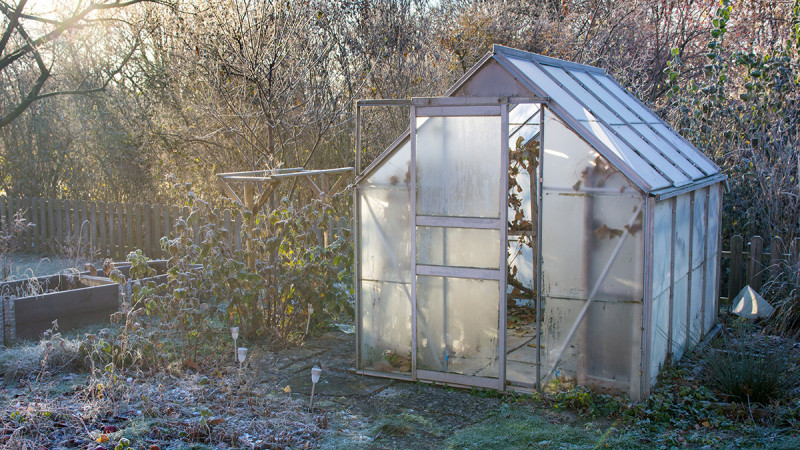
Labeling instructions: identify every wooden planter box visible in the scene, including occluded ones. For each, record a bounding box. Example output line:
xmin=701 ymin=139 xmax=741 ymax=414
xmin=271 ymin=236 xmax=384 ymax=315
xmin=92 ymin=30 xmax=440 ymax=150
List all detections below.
xmin=1 ymin=274 xmax=119 ymax=344
xmin=92 ymin=260 xmax=176 ymax=302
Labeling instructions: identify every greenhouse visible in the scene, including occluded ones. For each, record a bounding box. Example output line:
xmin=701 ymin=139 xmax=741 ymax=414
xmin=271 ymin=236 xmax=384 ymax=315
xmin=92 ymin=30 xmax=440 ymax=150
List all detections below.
xmin=353 ymin=45 xmax=726 ymax=400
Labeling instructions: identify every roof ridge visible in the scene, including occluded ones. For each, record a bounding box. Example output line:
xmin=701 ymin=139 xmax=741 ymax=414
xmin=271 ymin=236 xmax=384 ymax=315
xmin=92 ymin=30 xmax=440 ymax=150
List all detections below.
xmin=492 ymin=45 xmax=606 ymax=75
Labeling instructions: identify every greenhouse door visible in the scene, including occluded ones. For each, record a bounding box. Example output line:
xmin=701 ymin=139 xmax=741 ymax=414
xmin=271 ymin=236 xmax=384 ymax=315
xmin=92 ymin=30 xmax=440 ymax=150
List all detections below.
xmin=411 ymin=98 xmax=508 ymax=390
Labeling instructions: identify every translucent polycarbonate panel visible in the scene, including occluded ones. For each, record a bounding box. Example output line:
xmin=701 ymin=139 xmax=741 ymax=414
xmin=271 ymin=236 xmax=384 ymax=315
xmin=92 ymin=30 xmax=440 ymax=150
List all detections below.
xmin=359 ymin=280 xmax=412 ymax=373
xmin=416 ymin=227 xmax=501 ymax=269
xmin=690 ymin=189 xmax=708 ymax=344
xmin=651 ymin=124 xmax=718 ymax=175
xmin=689 ymin=267 xmax=705 ymax=346
xmin=541 ymin=192 xmax=644 ymax=302
xmin=650 ymin=200 xmax=673 ymax=382
xmin=509 ymin=102 xmax=540 ymax=126
xmin=364 ymin=139 xmax=411 ymax=188
xmin=585 ymin=121 xmax=671 ymax=190
xmin=692 ymin=189 xmax=708 ymax=268
xmin=632 ymin=124 xmax=704 ymax=179
xmin=542 ymin=66 xmax=620 ymax=124
xmin=672 ymin=194 xmax=692 ymax=359
xmin=611 ymin=125 xmax=691 ymax=185
xmin=595 ymin=76 xmax=662 ymax=124
xmin=543 ymin=111 xmax=639 ymax=192
xmin=653 ymin=200 xmax=673 ymax=297
xmin=650 ymin=289 xmax=671 ymax=382
xmin=416 ymin=276 xmax=500 ymax=377
xmin=541 ymin=297 xmax=639 ymax=389
xmin=704 ymin=184 xmax=722 ymax=331
xmin=416 ymin=115 xmax=502 ymax=218
xmin=359 ymin=188 xmax=411 ymax=284
xmin=508 ymin=235 xmax=534 ymax=295
xmin=506 ymin=56 xmax=595 ymax=122
xmin=572 ymin=71 xmax=640 ymax=123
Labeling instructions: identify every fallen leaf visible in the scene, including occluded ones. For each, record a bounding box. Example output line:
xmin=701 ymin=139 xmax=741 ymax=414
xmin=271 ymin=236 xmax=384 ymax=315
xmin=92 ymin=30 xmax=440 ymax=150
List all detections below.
xmin=96 ymin=434 xmax=109 ymax=443
xmin=284 ymin=385 xmax=292 ymax=393
xmin=701 ymin=420 xmax=711 ymax=428
xmin=182 ymin=359 xmax=201 ymax=372
xmin=208 ymin=418 xmax=225 ymax=426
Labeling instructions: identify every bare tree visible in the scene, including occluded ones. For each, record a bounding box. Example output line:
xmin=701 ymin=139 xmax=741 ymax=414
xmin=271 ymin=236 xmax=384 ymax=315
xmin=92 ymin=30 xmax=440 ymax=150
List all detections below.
xmin=0 ymin=0 xmax=169 ymax=128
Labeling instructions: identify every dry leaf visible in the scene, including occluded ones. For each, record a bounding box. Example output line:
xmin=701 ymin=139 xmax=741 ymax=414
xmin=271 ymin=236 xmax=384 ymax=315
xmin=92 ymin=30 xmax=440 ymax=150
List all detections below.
xmin=283 ymin=385 xmax=292 ymax=393
xmin=182 ymin=359 xmax=201 ymax=372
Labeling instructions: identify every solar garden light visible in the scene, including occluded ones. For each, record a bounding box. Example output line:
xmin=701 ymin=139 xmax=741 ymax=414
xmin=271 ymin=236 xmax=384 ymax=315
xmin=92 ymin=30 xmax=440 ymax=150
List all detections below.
xmin=237 ymin=347 xmax=248 ymax=366
xmin=310 ymin=365 xmax=322 ymax=409
xmin=304 ymin=303 xmax=314 ymax=338
xmin=231 ymin=327 xmax=239 ymax=363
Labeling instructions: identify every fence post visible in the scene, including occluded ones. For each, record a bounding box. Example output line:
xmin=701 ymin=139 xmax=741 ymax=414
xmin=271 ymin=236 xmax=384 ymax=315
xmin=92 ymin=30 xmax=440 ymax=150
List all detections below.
xmin=89 ymin=201 xmax=98 ymax=256
xmin=747 ymin=236 xmax=763 ymax=292
xmin=769 ymin=237 xmax=784 ymax=279
xmin=80 ymin=201 xmax=89 ymax=258
xmin=125 ymin=202 xmax=134 ymax=257
xmin=144 ymin=204 xmax=152 ymax=258
xmin=38 ymin=198 xmax=47 ymax=253
xmin=728 ymin=235 xmax=744 ymax=298
xmin=107 ymin=202 xmax=115 ymax=259
xmin=55 ymin=198 xmax=64 ymax=249
xmin=21 ymin=197 xmax=30 ymax=251
xmin=64 ymin=199 xmax=72 ymax=243
xmin=234 ymin=211 xmax=242 ymax=252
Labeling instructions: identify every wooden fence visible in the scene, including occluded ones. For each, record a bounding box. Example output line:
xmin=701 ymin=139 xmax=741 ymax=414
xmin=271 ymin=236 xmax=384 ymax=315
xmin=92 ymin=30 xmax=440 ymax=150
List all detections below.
xmin=0 ymin=196 xmax=347 ymax=261
xmin=722 ymin=235 xmax=800 ymax=300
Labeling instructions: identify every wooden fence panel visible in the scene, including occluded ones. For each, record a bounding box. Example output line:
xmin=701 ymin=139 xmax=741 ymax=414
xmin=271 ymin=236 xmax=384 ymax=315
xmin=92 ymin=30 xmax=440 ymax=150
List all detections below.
xmin=728 ymin=235 xmax=744 ymax=298
xmin=89 ymin=202 xmax=97 ymax=254
xmin=769 ymin=237 xmax=784 ymax=278
xmin=3 ymin=195 xmax=353 ymax=269
xmin=108 ymin=202 xmax=116 ymax=259
xmin=747 ymin=236 xmax=763 ymax=292
xmin=39 ymin=197 xmax=47 ymax=252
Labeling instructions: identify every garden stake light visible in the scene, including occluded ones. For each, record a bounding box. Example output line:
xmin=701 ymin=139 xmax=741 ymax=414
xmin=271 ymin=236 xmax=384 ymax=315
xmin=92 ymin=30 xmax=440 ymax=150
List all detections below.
xmin=231 ymin=327 xmax=239 ymax=363
xmin=304 ymin=303 xmax=314 ymax=339
xmin=310 ymin=365 xmax=322 ymax=409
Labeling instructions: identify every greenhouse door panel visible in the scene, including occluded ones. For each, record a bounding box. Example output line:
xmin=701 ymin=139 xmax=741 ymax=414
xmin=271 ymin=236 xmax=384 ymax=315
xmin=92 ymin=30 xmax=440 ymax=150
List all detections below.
xmin=411 ymin=100 xmax=508 ymax=390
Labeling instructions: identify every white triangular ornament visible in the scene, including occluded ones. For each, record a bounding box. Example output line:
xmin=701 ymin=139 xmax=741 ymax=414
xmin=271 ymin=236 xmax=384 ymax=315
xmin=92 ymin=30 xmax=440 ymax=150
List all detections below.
xmin=731 ymin=285 xmax=774 ymax=319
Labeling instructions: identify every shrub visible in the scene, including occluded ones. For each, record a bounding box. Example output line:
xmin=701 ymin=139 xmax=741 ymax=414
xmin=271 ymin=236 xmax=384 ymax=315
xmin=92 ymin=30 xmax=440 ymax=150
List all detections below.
xmin=703 ymin=325 xmax=800 ymax=404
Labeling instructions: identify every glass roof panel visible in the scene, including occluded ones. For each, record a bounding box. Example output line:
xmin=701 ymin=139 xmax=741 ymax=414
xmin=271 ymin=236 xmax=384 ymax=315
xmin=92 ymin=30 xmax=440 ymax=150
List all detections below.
xmin=572 ymin=71 xmax=640 ymax=123
xmin=505 ymin=56 xmax=596 ymax=122
xmin=633 ymin=124 xmax=705 ymax=179
xmin=509 ymin=102 xmax=540 ymax=125
xmin=542 ymin=65 xmax=621 ymax=124
xmin=612 ymin=125 xmax=690 ymax=185
xmin=650 ymin=124 xmax=718 ymax=175
xmin=594 ymin=76 xmax=661 ymax=123
xmin=581 ymin=120 xmax=671 ymax=189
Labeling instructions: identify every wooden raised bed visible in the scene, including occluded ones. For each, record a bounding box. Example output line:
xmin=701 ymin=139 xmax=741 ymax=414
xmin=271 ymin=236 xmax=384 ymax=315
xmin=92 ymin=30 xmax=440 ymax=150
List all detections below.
xmin=1 ymin=274 xmax=119 ymax=343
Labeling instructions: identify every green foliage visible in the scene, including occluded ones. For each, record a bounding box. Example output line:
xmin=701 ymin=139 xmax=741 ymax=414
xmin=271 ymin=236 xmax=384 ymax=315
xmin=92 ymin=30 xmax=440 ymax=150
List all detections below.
xmin=155 ymin=190 xmax=353 ymax=347
xmin=665 ymin=0 xmax=800 ymax=242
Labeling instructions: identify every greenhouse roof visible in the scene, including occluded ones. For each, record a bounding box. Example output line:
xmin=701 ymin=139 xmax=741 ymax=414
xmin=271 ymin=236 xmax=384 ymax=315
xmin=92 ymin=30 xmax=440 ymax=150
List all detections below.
xmin=450 ymin=45 xmax=726 ymax=197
